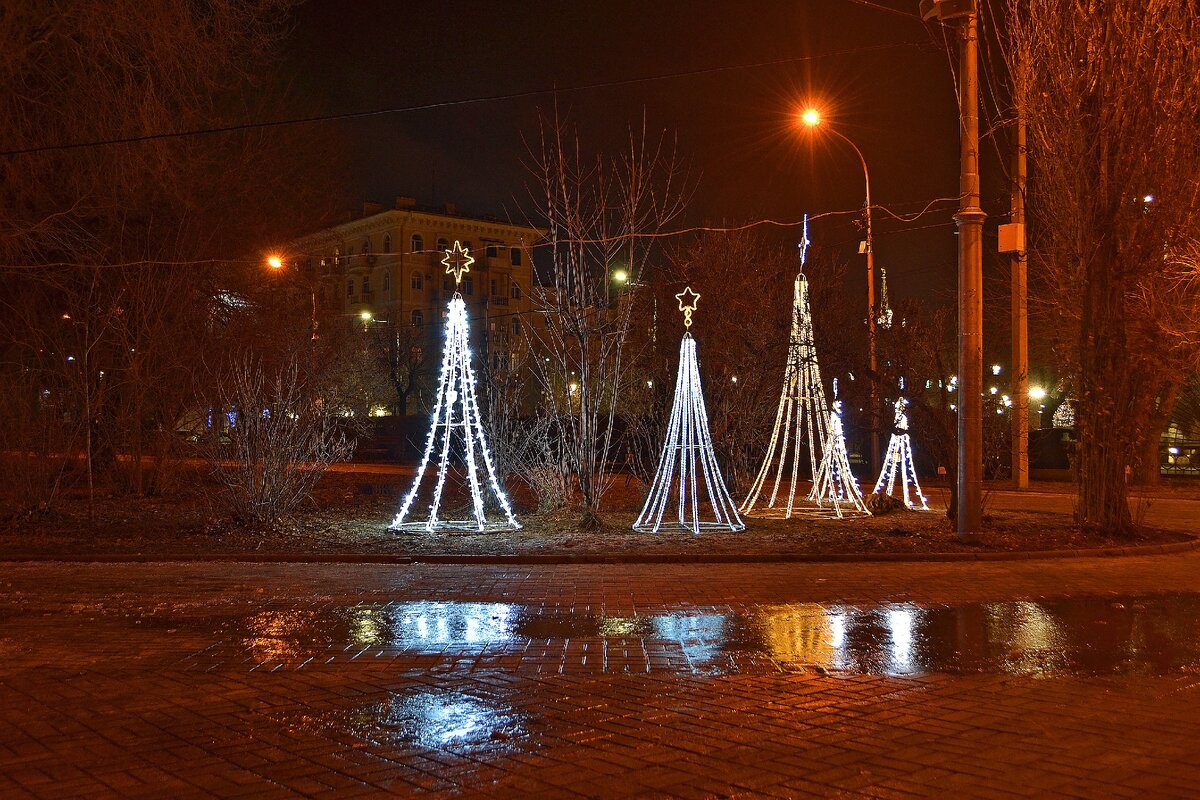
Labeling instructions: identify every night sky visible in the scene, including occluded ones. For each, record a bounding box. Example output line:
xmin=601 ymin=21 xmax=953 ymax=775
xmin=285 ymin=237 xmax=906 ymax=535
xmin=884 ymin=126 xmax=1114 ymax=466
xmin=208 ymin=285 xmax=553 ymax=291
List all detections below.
xmin=284 ymin=0 xmax=1013 ymax=314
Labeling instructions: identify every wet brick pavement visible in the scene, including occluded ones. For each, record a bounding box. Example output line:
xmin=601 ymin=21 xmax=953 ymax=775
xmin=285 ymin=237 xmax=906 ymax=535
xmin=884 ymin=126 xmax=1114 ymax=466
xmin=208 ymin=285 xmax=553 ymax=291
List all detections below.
xmin=4 ymin=555 xmax=1200 ymax=797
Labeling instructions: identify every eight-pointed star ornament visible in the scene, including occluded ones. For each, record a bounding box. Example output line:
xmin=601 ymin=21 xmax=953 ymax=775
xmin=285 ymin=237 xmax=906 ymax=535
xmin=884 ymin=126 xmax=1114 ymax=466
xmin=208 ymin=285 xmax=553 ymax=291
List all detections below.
xmin=442 ymin=240 xmax=475 ymax=285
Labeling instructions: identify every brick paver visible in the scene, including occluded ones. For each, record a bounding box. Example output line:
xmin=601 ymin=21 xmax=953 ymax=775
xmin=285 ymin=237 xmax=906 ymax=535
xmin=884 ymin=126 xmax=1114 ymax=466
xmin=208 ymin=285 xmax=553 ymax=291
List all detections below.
xmin=3 ymin=555 xmax=1200 ymax=797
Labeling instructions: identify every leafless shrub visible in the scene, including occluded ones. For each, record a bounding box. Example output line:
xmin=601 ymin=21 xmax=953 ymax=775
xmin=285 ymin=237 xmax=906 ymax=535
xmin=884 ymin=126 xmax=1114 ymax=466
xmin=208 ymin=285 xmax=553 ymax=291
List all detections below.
xmin=207 ymin=353 xmax=354 ymax=526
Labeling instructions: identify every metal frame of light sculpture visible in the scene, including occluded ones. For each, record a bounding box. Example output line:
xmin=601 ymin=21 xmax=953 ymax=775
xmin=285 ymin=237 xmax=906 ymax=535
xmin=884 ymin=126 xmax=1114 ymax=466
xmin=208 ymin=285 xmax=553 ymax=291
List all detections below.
xmin=633 ymin=286 xmax=745 ymax=534
xmin=390 ymin=241 xmax=520 ymax=533
xmin=808 ymin=379 xmax=870 ymax=518
xmin=741 ymin=215 xmax=831 ymax=518
xmin=873 ymin=391 xmax=929 ymax=510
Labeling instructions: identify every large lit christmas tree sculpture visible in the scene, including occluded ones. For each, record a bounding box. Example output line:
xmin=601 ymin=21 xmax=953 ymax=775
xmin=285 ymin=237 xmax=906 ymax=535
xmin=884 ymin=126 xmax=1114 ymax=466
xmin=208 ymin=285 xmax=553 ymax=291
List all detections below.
xmin=808 ymin=379 xmax=870 ymax=518
xmin=741 ymin=216 xmax=831 ymax=518
xmin=873 ymin=385 xmax=929 ymax=510
xmin=390 ymin=241 xmax=520 ymax=533
xmin=633 ymin=286 xmax=745 ymax=534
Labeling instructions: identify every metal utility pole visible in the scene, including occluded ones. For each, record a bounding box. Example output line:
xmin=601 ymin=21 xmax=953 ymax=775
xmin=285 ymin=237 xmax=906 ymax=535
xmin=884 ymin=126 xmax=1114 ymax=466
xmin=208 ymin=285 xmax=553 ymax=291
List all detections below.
xmin=921 ymin=0 xmax=986 ymax=537
xmin=1009 ymin=103 xmax=1029 ymax=489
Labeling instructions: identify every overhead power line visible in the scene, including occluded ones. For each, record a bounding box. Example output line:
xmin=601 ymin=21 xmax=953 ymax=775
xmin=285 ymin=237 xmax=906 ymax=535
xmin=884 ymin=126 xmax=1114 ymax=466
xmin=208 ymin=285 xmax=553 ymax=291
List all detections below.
xmin=1 ymin=40 xmax=929 ymax=158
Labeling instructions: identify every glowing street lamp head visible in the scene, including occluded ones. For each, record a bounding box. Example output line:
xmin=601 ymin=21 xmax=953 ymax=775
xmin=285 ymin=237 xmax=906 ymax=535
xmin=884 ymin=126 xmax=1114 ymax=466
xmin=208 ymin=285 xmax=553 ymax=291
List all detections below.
xmin=1029 ymin=386 xmax=1047 ymax=400
xmin=612 ymin=269 xmax=629 ymax=284
xmin=801 ymin=108 xmax=821 ymax=127
xmin=359 ymin=310 xmax=373 ymax=321
xmin=266 ymin=255 xmax=283 ymax=270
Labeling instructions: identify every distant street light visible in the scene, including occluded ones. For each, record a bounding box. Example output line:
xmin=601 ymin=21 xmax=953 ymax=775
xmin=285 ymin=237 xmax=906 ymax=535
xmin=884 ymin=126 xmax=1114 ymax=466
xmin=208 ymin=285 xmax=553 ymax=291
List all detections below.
xmin=267 ymin=255 xmax=283 ymax=270
xmin=1029 ymin=386 xmax=1047 ymax=400
xmin=798 ymin=106 xmax=879 ymax=474
xmin=360 ymin=310 xmax=373 ymax=321
xmin=612 ymin=269 xmax=629 ymax=284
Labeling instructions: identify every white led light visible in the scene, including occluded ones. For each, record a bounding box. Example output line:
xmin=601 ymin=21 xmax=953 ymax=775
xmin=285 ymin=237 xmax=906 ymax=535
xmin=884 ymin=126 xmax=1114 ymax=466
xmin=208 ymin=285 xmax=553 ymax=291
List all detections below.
xmin=873 ymin=396 xmax=930 ymax=511
xmin=741 ymin=215 xmax=832 ymax=519
xmin=633 ymin=287 xmax=744 ymax=534
xmin=390 ymin=242 xmax=520 ymax=533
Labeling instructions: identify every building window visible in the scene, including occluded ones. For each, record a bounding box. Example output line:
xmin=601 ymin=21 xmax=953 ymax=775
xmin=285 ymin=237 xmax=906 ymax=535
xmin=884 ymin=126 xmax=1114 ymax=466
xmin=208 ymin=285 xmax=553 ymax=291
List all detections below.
xmin=346 ymin=280 xmax=353 ymax=297
xmin=511 ymin=247 xmax=522 ymax=266
xmin=511 ymin=318 xmax=521 ymax=336
xmin=348 ymin=245 xmax=356 ymax=257
xmin=490 ymin=279 xmax=498 ymax=297
xmin=383 ymin=271 xmax=390 ymax=292
xmin=486 ymin=244 xmax=498 ymax=258
xmin=411 ymin=271 xmax=424 ymax=290
xmin=334 ymin=247 xmax=342 ymax=267
xmin=511 ymin=280 xmax=521 ymax=300
xmin=411 ymin=233 xmax=423 ymax=253
xmin=362 ymin=276 xmax=370 ymax=294
xmin=411 ymin=345 xmax=423 ymax=363
xmin=464 ymin=276 xmax=473 ymax=295
xmin=461 ymin=240 xmax=472 ymax=252
xmin=362 ymin=238 xmax=371 ymax=256
xmin=411 ymin=309 xmax=424 ymax=328
xmin=436 ymin=237 xmax=449 ymax=252
xmin=443 ymin=275 xmax=451 ymax=292
xmin=382 ymin=234 xmax=391 ymax=254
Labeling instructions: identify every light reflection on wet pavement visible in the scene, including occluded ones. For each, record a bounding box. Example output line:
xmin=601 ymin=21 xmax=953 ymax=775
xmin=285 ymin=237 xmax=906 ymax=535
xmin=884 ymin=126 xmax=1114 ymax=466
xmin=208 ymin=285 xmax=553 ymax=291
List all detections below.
xmin=9 ymin=561 xmax=1200 ymax=797
xmin=210 ymin=594 xmax=1200 ymax=678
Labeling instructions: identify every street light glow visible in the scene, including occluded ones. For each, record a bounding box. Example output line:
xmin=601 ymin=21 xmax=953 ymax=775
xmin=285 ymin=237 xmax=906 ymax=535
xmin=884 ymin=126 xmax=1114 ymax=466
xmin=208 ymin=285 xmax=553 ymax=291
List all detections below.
xmin=1029 ymin=386 xmax=1047 ymax=400
xmin=360 ymin=310 xmax=372 ymax=321
xmin=267 ymin=255 xmax=283 ymax=269
xmin=801 ymin=108 xmax=821 ymax=127
xmin=612 ymin=269 xmax=629 ymax=284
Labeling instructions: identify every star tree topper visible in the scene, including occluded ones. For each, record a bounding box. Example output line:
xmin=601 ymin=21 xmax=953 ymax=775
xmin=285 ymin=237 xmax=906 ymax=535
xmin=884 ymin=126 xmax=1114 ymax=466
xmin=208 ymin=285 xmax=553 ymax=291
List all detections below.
xmin=676 ymin=286 xmax=700 ymax=328
xmin=442 ymin=240 xmax=475 ymax=285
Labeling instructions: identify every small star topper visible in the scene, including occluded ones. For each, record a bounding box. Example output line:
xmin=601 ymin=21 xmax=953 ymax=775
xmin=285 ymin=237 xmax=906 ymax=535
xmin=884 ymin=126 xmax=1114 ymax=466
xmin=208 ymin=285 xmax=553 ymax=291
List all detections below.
xmin=442 ymin=240 xmax=475 ymax=285
xmin=675 ymin=286 xmax=700 ymax=328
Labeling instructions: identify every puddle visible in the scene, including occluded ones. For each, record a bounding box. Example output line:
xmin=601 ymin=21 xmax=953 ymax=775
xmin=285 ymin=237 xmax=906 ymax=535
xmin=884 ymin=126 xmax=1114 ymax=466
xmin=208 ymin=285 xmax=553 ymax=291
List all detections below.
xmin=232 ymin=594 xmax=1200 ymax=677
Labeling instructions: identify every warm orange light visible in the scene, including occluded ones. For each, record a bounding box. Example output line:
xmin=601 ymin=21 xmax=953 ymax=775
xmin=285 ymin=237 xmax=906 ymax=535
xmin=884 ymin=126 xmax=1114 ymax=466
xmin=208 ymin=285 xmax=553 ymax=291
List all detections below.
xmin=266 ymin=255 xmax=283 ymax=270
xmin=801 ymin=108 xmax=821 ymax=127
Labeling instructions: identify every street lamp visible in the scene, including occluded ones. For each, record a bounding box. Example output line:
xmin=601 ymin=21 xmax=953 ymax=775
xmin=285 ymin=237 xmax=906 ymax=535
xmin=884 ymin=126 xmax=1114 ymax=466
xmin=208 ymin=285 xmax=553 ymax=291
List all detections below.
xmin=799 ymin=107 xmax=879 ymax=474
xmin=266 ymin=255 xmax=283 ymax=270
xmin=264 ymin=252 xmax=318 ymax=341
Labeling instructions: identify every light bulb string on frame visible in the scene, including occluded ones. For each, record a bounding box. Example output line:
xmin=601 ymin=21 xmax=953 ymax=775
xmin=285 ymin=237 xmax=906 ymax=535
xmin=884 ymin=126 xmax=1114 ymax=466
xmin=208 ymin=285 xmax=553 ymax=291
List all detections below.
xmin=390 ymin=241 xmax=520 ymax=533
xmin=634 ymin=289 xmax=744 ymax=535
xmin=872 ymin=395 xmax=929 ymax=510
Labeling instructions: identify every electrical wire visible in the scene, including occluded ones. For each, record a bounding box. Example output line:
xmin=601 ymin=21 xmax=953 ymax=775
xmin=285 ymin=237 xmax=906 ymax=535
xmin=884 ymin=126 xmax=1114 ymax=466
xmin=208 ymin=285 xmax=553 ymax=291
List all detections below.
xmin=0 ymin=40 xmax=928 ymax=159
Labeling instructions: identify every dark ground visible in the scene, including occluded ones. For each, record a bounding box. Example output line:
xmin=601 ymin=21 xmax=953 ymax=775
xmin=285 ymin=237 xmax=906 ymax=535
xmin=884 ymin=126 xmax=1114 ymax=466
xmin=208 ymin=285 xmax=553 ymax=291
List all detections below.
xmin=1 ymin=470 xmax=1192 ymax=558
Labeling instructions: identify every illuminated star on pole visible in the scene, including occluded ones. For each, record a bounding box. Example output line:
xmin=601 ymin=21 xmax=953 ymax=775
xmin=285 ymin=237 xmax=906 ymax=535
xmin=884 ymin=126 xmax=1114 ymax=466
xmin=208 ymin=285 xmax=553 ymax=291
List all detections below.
xmin=442 ymin=240 xmax=475 ymax=285
xmin=675 ymin=286 xmax=701 ymax=328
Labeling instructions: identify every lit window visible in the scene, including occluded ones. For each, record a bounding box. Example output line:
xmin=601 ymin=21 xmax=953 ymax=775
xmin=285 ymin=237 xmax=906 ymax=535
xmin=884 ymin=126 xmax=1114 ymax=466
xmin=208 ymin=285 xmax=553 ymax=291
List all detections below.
xmin=411 ymin=272 xmax=424 ymax=290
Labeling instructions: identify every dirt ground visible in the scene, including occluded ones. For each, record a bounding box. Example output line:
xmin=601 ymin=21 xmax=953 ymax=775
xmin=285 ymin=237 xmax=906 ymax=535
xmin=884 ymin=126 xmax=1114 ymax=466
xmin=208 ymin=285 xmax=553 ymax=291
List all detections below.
xmin=0 ymin=469 xmax=1190 ymax=558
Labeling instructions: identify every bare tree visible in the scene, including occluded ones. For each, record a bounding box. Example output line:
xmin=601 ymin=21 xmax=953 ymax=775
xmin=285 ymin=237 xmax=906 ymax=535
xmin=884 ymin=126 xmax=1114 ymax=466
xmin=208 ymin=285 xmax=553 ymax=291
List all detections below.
xmin=524 ymin=109 xmax=689 ymax=523
xmin=207 ymin=352 xmax=354 ymax=526
xmin=1003 ymin=1 xmax=1200 ymax=532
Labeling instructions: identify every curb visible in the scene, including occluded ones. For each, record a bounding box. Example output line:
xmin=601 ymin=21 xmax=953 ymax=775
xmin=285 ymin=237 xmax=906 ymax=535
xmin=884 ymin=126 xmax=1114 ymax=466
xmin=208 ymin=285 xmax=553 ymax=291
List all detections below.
xmin=1 ymin=535 xmax=1197 ymax=566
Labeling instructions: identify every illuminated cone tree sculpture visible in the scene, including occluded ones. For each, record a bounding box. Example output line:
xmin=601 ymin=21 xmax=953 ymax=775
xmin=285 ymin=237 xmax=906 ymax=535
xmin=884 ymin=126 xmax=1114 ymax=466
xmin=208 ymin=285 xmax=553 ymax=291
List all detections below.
xmin=390 ymin=241 xmax=520 ymax=533
xmin=741 ymin=216 xmax=830 ymax=518
xmin=873 ymin=392 xmax=929 ymax=510
xmin=808 ymin=380 xmax=870 ymax=518
xmin=633 ymin=287 xmax=745 ymax=534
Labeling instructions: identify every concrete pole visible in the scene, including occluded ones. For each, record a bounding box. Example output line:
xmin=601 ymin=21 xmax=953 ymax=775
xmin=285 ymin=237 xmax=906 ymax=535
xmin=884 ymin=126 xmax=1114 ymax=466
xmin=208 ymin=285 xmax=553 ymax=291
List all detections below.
xmin=1011 ymin=101 xmax=1029 ymax=489
xmin=955 ymin=10 xmax=986 ymax=537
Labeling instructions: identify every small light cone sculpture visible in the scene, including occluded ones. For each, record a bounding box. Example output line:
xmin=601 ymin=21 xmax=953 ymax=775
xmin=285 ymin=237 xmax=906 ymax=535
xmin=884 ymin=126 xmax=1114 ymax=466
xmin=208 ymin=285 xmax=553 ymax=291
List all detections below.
xmin=633 ymin=286 xmax=745 ymax=534
xmin=808 ymin=379 xmax=870 ymax=518
xmin=873 ymin=390 xmax=929 ymax=510
xmin=390 ymin=241 xmax=520 ymax=533
xmin=742 ymin=215 xmax=830 ymax=518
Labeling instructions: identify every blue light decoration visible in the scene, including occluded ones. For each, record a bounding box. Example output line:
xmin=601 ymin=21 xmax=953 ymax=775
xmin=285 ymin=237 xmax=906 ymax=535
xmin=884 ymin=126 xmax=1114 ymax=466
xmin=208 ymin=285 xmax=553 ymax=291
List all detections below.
xmin=633 ymin=286 xmax=745 ymax=534
xmin=390 ymin=241 xmax=520 ymax=533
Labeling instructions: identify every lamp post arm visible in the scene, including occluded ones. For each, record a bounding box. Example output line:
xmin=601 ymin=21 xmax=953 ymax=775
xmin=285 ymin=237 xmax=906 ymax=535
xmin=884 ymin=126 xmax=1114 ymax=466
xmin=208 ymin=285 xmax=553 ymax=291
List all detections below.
xmin=825 ymin=127 xmax=873 ymax=253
